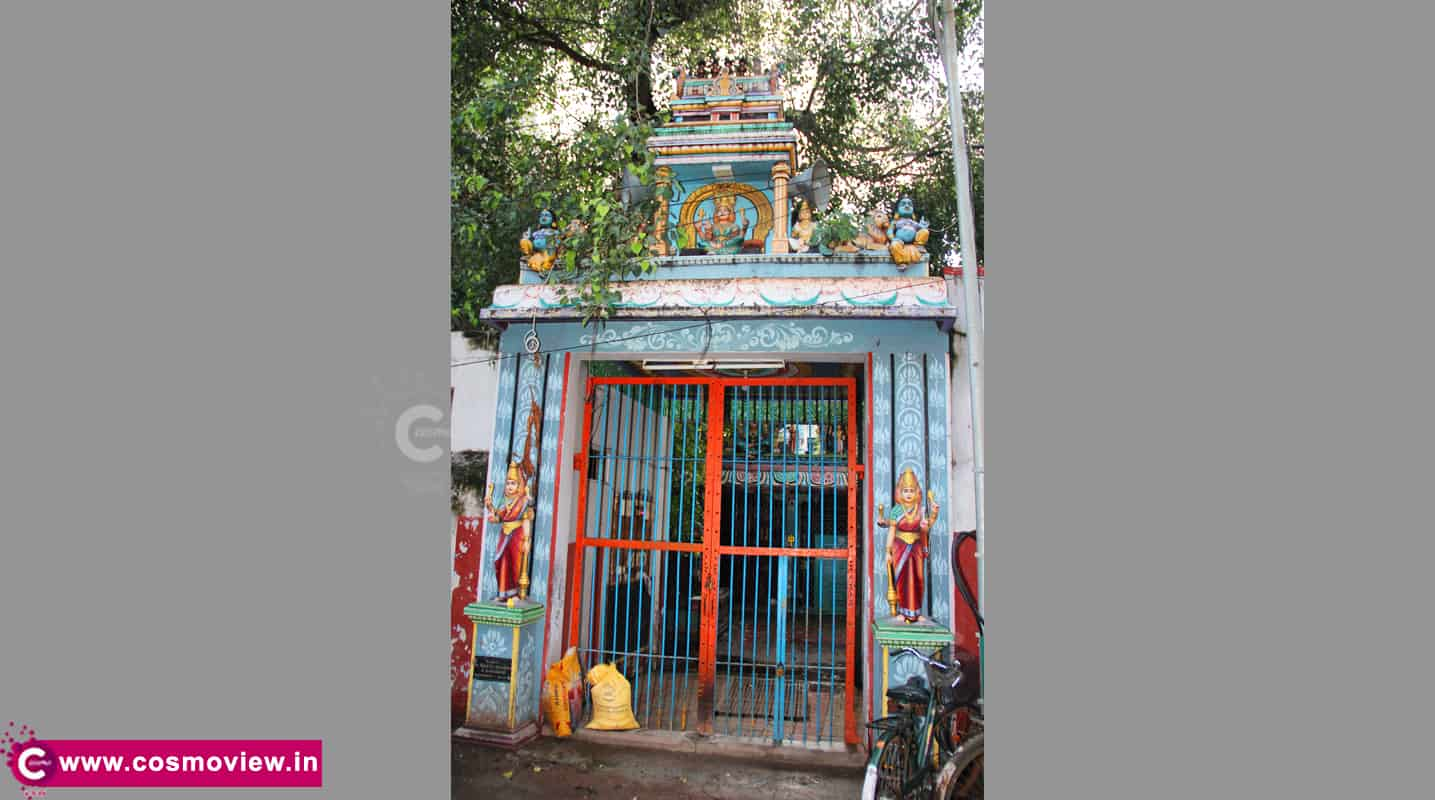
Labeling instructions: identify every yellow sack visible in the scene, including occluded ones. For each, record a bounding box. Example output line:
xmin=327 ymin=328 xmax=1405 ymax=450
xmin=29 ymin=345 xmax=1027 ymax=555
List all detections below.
xmin=542 ymin=661 xmax=573 ymax=737
xmin=584 ymin=663 xmax=640 ymax=731
xmin=558 ymin=647 xmax=584 ymax=727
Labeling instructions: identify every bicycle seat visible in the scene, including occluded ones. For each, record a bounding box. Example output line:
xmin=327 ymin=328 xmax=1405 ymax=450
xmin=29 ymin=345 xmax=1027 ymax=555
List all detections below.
xmin=886 ymin=676 xmax=930 ymax=706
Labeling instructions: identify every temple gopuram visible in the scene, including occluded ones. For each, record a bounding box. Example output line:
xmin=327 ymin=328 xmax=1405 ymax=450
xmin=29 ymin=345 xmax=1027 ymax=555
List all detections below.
xmin=457 ymin=63 xmax=979 ymax=758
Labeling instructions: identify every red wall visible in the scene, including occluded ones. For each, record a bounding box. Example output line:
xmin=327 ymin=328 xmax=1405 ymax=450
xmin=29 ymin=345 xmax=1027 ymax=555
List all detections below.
xmin=450 ymin=515 xmax=484 ymax=724
xmin=951 ymin=533 xmax=981 ymax=656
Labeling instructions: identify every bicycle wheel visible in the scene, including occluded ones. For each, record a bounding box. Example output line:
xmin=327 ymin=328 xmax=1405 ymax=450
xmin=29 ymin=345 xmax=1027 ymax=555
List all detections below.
xmin=933 ymin=732 xmax=984 ymax=800
xmin=861 ymin=725 xmax=918 ymax=800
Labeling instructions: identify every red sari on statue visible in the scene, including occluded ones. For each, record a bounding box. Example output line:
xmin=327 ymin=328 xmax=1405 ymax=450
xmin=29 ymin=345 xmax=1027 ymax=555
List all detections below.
xmin=487 ymin=463 xmax=534 ymax=601
xmin=889 ymin=508 xmax=927 ymax=621
xmin=491 ymin=495 xmax=532 ymax=600
xmin=880 ymin=468 xmax=939 ymax=623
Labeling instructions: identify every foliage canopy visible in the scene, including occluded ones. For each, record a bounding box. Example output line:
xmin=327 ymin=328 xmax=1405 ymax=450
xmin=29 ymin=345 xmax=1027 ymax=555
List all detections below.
xmin=452 ymin=0 xmax=983 ymax=332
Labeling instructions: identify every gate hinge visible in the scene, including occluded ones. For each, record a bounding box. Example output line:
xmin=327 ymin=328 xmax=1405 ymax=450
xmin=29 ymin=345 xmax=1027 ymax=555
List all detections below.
xmin=572 ymin=452 xmax=585 ymax=471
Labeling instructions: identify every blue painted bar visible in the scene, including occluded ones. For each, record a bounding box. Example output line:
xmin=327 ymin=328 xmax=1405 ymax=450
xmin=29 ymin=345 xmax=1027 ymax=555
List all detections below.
xmin=644 ymin=382 xmax=664 ymax=721
xmin=595 ymin=384 xmax=624 ymax=663
xmin=655 ymin=384 xmax=673 ymax=728
xmin=665 ymin=384 xmax=690 ymax=728
xmin=819 ymin=388 xmax=832 ymax=742
xmin=639 ymin=383 xmax=658 ymax=713
xmin=801 ymin=384 xmax=813 ymax=744
xmin=615 ymin=384 xmax=639 ymax=689
xmin=736 ymin=385 xmax=755 ymax=736
xmin=766 ymin=387 xmax=784 ymax=741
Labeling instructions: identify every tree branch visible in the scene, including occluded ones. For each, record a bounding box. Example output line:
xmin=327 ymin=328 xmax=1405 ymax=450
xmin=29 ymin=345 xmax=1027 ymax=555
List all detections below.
xmin=480 ymin=1 xmax=626 ymax=75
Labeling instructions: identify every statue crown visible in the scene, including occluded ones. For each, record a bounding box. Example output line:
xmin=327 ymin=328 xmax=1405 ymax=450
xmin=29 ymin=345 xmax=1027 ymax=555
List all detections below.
xmin=896 ymin=467 xmax=922 ymax=494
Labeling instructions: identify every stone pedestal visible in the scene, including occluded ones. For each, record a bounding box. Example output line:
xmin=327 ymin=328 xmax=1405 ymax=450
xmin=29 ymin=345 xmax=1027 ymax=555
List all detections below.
xmin=873 ymin=617 xmax=954 ymax=717
xmin=456 ymin=600 xmax=545 ymax=748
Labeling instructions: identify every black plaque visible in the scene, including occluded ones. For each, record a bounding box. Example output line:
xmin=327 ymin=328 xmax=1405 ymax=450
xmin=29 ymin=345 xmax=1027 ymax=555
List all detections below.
xmin=473 ymin=656 xmax=511 ymax=682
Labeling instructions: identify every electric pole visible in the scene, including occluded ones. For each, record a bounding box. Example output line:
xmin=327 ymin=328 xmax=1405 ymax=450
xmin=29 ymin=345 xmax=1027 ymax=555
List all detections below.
xmin=930 ymin=0 xmax=985 ymax=660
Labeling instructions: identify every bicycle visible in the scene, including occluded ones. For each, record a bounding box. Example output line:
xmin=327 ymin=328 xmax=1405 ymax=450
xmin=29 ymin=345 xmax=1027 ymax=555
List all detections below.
xmin=932 ymin=721 xmax=983 ymax=800
xmin=860 ymin=646 xmax=982 ymax=800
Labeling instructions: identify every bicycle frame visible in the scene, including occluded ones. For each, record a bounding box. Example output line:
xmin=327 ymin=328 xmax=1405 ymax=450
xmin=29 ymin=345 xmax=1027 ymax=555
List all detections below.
xmin=862 ymin=648 xmax=971 ymax=799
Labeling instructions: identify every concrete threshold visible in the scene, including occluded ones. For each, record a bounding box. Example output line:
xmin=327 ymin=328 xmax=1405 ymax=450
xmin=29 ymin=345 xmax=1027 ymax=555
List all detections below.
xmin=564 ymin=728 xmax=867 ymax=771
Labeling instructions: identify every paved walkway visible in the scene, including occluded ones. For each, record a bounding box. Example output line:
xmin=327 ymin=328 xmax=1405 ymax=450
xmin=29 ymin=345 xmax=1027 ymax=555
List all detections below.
xmin=452 ymin=735 xmax=865 ymax=800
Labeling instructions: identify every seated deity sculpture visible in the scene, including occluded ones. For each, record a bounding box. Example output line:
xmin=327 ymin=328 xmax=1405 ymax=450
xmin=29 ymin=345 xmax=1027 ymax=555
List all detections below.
xmin=788 ymin=200 xmax=817 ymax=253
xmin=853 ymin=210 xmax=892 ymax=252
xmin=694 ymin=195 xmax=750 ymax=255
xmin=887 ymin=196 xmax=931 ymax=268
xmin=519 ymin=209 xmax=561 ymax=273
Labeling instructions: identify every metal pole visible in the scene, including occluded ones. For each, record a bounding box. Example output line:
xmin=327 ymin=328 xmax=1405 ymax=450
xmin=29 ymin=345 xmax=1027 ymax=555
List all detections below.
xmin=932 ymin=0 xmax=985 ymax=652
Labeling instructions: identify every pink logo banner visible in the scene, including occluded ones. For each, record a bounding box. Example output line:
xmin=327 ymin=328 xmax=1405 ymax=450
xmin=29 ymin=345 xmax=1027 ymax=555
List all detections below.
xmin=6 ymin=739 xmax=322 ymax=789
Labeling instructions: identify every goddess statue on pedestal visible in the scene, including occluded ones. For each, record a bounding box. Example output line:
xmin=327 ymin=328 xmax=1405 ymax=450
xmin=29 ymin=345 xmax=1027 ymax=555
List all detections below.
xmin=876 ymin=468 xmax=940 ymax=623
xmin=485 ymin=460 xmax=535 ymax=601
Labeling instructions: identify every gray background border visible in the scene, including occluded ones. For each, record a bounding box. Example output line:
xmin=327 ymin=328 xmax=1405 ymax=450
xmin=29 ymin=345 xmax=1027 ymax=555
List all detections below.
xmin=1 ymin=2 xmax=450 ymax=798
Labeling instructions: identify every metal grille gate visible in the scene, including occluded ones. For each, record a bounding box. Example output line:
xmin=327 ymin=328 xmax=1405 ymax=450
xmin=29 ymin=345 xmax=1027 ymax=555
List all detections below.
xmin=567 ymin=376 xmax=861 ymax=746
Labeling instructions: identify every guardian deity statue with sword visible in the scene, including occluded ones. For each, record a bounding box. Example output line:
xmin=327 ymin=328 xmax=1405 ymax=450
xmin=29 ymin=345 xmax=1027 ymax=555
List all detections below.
xmin=485 ymin=390 xmax=542 ymax=602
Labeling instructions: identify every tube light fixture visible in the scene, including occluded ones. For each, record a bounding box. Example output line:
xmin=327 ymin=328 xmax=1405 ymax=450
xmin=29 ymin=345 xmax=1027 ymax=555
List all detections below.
xmin=641 ymin=359 xmax=786 ymax=372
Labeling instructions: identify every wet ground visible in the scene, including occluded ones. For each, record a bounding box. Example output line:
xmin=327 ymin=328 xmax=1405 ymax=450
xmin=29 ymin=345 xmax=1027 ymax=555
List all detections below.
xmin=452 ymin=735 xmax=865 ymax=800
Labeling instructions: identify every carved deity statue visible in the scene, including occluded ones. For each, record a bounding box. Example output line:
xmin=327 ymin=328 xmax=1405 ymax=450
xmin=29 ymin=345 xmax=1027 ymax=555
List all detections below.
xmin=694 ymin=194 xmax=750 ymax=255
xmin=854 ymin=210 xmax=892 ymax=252
xmin=876 ymin=468 xmax=940 ymax=623
xmin=887 ymin=196 xmax=931 ymax=269
xmin=520 ymin=209 xmax=561 ymax=274
xmin=485 ymin=461 xmax=535 ymax=601
xmin=788 ymin=200 xmax=817 ymax=253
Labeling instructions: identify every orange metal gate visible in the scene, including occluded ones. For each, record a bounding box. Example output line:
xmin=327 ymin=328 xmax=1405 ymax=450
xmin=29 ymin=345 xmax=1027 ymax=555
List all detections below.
xmin=566 ymin=376 xmax=861 ymax=745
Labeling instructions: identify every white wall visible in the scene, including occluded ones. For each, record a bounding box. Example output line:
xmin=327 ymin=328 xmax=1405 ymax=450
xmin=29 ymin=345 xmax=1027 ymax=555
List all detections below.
xmin=450 ymin=332 xmax=499 ymax=454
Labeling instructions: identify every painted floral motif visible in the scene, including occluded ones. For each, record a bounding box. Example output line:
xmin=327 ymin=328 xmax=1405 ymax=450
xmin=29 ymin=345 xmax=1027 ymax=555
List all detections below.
xmin=894 ymin=353 xmax=926 ymax=474
xmin=477 ymin=628 xmax=508 ymax=658
xmin=578 ymin=321 xmax=856 ymax=353
xmin=517 ymin=628 xmax=541 ymax=725
xmin=493 ymin=278 xmax=949 ymax=316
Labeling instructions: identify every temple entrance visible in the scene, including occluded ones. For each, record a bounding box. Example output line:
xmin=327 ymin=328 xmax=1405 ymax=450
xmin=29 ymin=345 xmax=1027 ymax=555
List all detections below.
xmin=566 ymin=372 xmax=863 ymax=746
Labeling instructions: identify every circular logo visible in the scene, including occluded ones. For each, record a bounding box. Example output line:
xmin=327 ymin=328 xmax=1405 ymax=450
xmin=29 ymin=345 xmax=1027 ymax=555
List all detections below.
xmin=9 ymin=740 xmax=57 ymax=786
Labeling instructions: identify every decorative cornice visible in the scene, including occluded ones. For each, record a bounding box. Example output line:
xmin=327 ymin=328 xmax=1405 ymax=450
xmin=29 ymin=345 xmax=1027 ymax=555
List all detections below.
xmin=483 ymin=277 xmax=954 ymax=322
xmin=874 ymin=619 xmax=955 ymax=647
xmin=464 ymin=601 xmax=545 ymax=626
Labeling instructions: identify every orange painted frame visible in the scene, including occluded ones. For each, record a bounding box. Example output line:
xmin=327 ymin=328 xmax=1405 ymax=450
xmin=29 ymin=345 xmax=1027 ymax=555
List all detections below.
xmin=565 ymin=374 xmax=863 ymax=745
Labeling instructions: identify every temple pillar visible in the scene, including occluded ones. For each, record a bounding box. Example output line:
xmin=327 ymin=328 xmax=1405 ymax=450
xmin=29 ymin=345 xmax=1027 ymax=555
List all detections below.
xmin=653 ymin=166 xmax=673 ymax=256
xmin=770 ymin=161 xmax=790 ymax=253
